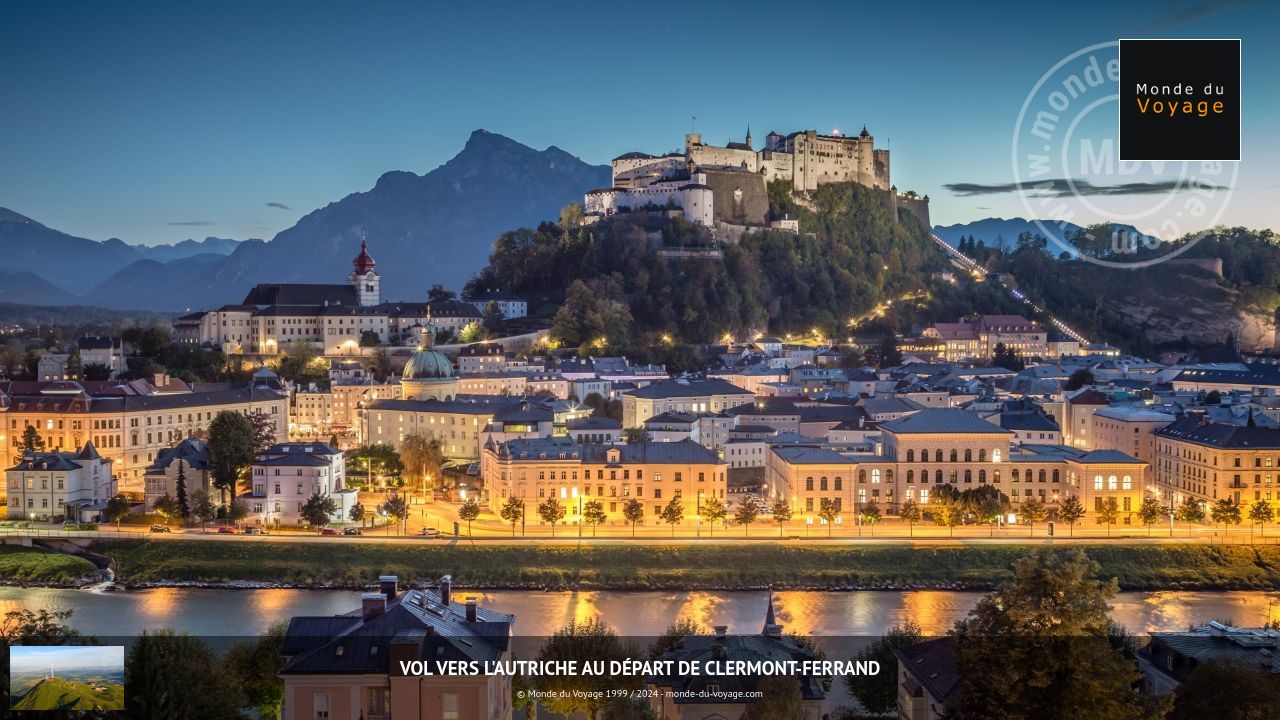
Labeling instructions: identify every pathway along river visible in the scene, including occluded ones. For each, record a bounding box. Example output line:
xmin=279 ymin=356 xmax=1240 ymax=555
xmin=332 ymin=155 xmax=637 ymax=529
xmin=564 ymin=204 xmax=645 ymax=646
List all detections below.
xmin=2 ymin=587 xmax=1279 ymax=639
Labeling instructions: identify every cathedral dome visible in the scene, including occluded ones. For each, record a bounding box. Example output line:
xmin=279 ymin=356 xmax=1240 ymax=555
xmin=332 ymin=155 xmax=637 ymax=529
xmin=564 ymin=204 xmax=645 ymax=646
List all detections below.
xmin=403 ymin=347 xmax=454 ymax=380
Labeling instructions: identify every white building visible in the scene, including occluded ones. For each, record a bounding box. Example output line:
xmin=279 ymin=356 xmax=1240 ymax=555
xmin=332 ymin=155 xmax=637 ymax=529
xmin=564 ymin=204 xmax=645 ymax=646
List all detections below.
xmin=248 ymin=442 xmax=352 ymax=526
xmin=37 ymin=337 xmax=125 ymax=381
xmin=5 ymin=443 xmax=114 ymax=522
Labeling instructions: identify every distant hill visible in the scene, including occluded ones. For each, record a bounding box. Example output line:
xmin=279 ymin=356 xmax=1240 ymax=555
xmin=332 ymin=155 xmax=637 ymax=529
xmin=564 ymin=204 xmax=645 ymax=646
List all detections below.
xmin=11 ymin=677 xmax=123 ymax=711
xmin=0 ymin=271 xmax=80 ymax=305
xmin=140 ymin=129 xmax=610 ymax=310
xmin=0 ymin=209 xmax=242 ymax=295
xmin=132 ymin=236 xmax=241 ymax=263
xmin=8 ymin=129 xmax=608 ymax=311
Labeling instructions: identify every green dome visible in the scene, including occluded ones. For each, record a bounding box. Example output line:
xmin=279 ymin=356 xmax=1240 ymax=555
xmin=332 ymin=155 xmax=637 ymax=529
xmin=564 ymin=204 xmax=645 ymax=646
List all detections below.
xmin=403 ymin=347 xmax=454 ymax=380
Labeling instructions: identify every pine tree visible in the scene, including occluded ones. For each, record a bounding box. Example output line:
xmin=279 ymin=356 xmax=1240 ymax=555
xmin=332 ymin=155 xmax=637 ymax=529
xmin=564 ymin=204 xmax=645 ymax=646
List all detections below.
xmin=175 ymin=462 xmax=190 ymax=520
xmin=19 ymin=425 xmax=44 ymax=453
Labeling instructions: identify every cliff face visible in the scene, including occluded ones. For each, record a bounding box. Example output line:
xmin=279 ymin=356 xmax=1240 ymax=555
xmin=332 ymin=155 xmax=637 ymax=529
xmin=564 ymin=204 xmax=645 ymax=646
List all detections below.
xmin=1097 ymin=264 xmax=1275 ymax=349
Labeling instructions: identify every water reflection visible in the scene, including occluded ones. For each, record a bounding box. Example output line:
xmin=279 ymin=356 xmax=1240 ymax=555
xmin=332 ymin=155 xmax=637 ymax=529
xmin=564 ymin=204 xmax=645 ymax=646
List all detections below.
xmin=0 ymin=587 xmax=1277 ymax=639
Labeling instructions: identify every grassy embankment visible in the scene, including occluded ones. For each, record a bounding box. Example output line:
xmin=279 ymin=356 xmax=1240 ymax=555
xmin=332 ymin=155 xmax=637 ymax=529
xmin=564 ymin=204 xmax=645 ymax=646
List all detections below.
xmin=0 ymin=545 xmax=99 ymax=584
xmin=74 ymin=541 xmax=1280 ymax=591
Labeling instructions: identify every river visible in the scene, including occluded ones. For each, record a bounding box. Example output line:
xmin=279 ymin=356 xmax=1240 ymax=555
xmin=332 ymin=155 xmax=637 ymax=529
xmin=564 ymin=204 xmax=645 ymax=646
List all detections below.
xmin=2 ymin=586 xmax=1277 ymax=639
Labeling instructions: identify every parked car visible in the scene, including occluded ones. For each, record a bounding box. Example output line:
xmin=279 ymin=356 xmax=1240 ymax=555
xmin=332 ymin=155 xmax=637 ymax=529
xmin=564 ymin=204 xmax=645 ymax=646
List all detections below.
xmin=342 ymin=527 xmax=363 ymax=536
xmin=149 ymin=524 xmax=171 ymax=533
xmin=419 ymin=527 xmax=440 ymax=537
xmin=319 ymin=527 xmax=340 ymax=536
xmin=217 ymin=526 xmax=237 ymax=534
xmin=244 ymin=526 xmax=270 ymax=535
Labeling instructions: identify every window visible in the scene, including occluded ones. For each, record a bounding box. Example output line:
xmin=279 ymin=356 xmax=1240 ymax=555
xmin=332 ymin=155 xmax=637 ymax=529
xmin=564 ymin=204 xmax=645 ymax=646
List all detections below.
xmin=312 ymin=694 xmax=330 ymax=720
xmin=1094 ymin=475 xmax=1103 ymax=490
xmin=805 ymin=477 xmax=814 ymax=491
xmin=442 ymin=692 xmax=460 ymax=720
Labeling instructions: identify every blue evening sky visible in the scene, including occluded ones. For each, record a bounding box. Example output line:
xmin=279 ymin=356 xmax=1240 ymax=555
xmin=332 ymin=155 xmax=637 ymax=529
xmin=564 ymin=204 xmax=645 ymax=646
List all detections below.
xmin=1 ymin=0 xmax=1276 ymax=246
xmin=9 ymin=645 xmax=123 ymax=672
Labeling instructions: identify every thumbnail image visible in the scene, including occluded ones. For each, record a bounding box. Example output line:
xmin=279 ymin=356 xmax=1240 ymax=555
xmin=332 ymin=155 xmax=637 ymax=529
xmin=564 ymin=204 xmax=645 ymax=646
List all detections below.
xmin=8 ymin=646 xmax=124 ymax=712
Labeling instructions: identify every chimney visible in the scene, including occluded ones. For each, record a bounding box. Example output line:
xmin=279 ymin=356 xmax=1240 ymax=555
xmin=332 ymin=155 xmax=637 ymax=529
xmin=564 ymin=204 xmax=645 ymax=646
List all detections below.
xmin=379 ymin=575 xmax=398 ymax=601
xmin=439 ymin=575 xmax=452 ymax=606
xmin=361 ymin=593 xmax=386 ymax=621
xmin=714 ymin=625 xmax=728 ymax=638
xmin=466 ymin=597 xmax=477 ymax=622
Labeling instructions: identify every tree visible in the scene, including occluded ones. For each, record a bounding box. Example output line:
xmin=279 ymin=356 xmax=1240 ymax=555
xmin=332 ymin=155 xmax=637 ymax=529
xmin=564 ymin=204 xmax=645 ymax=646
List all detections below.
xmin=899 ymin=499 xmax=922 ymax=536
xmin=223 ymin=624 xmax=287 ymax=720
xmin=1248 ymin=500 xmax=1274 ymax=539
xmin=300 ymin=491 xmax=339 ymax=531
xmin=348 ymin=502 xmax=365 ymax=526
xmin=991 ymin=341 xmax=1025 ymax=371
xmin=1137 ymin=496 xmax=1165 ymax=536
xmin=1168 ymin=659 xmax=1280 ymax=720
xmin=538 ymin=497 xmax=566 ymax=536
xmin=0 ymin=607 xmax=81 ymax=644
xmin=83 ymin=362 xmax=112 ymax=381
xmin=380 ymin=493 xmax=409 ymax=535
xmin=227 ymin=497 xmax=249 ymax=525
xmin=247 ymin=410 xmax=277 ymax=453
xmin=458 ymin=497 xmax=482 ymax=535
xmin=18 ymin=425 xmax=44 ymax=453
xmin=359 ymin=329 xmax=381 ymax=347
xmin=190 ymin=489 xmax=217 ymax=531
xmin=947 ymin=548 xmax=1159 ymax=720
xmin=104 ymin=493 xmax=132 ymax=528
xmin=400 ymin=433 xmax=445 ymax=492
xmin=735 ymin=497 xmax=761 ymax=537
xmin=877 ymin=332 xmax=902 ymax=368
xmin=1059 ymin=494 xmax=1086 ymax=536
xmin=747 ymin=675 xmax=806 ymax=719
xmin=700 ymin=496 xmax=727 ymax=537
xmin=582 ymin=499 xmax=606 ymax=537
xmin=126 ymin=630 xmax=243 ymax=720
xmin=817 ymin=498 xmax=840 ymax=537
xmin=846 ymin=622 xmax=924 ymax=716
xmin=207 ymin=410 xmax=254 ymax=506
xmin=482 ymin=300 xmax=506 ymax=335
xmin=770 ymin=497 xmax=793 ymax=537
xmin=1211 ymin=498 xmax=1242 ymax=534
xmin=860 ymin=500 xmax=882 ymax=535
xmin=500 ymin=497 xmax=525 ymax=537
xmin=1064 ymin=368 xmax=1095 ymax=391
xmin=153 ymin=493 xmax=180 ymax=525
xmin=622 ymin=427 xmax=650 ymax=444
xmin=1204 ymin=389 xmax=1223 ymax=405
xmin=368 ymin=347 xmax=392 ymax=382
xmin=660 ymin=496 xmax=685 ymax=536
xmin=65 ymin=344 xmax=83 ymax=380
xmin=1020 ymin=497 xmax=1047 ymax=537
xmin=175 ymin=461 xmax=190 ymax=520
xmin=622 ymin=499 xmax=644 ymax=536
xmin=427 ymin=283 xmax=456 ymax=303
xmin=1097 ymin=497 xmax=1121 ymax=536
xmin=534 ymin=618 xmax=641 ymax=719
xmin=1176 ymin=497 xmax=1206 ymax=534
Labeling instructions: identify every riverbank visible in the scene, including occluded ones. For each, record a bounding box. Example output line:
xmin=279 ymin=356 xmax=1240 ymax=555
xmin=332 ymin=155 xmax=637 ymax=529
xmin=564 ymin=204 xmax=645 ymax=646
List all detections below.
xmin=26 ymin=540 xmax=1275 ymax=591
xmin=0 ymin=546 xmax=99 ymax=586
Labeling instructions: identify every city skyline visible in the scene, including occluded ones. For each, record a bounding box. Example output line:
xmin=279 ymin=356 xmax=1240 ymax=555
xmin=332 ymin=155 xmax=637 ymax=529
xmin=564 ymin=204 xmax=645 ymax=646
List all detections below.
xmin=2 ymin=0 xmax=1276 ymax=248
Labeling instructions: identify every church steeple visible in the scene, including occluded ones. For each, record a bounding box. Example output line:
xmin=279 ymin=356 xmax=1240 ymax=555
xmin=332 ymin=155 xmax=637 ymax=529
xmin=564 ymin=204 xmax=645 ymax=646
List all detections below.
xmin=745 ymin=124 xmax=753 ymax=149
xmin=348 ymin=231 xmax=381 ymax=306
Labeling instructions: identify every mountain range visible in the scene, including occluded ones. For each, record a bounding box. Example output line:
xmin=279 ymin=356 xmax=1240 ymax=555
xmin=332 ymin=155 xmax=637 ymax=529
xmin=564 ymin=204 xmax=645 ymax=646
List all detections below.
xmin=0 ymin=130 xmax=608 ymax=312
xmin=932 ymin=216 xmax=1160 ymax=252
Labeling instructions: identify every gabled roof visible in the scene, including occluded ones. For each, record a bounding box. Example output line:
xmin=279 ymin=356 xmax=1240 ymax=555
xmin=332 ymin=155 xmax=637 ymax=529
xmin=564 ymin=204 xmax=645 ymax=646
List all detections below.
xmin=280 ymin=586 xmax=512 ymax=675
xmin=880 ymin=408 xmax=1009 ymax=435
xmin=624 ymin=378 xmax=751 ymax=400
xmin=895 ymin=637 xmax=959 ymax=704
xmin=1155 ymin=415 xmax=1280 ymax=450
xmin=242 ymin=283 xmax=359 ymax=307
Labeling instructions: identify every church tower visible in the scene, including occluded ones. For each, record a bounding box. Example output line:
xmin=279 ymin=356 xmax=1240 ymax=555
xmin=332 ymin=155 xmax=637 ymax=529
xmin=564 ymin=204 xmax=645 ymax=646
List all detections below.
xmin=348 ymin=234 xmax=380 ymax=306
xmin=745 ymin=125 xmax=753 ymax=150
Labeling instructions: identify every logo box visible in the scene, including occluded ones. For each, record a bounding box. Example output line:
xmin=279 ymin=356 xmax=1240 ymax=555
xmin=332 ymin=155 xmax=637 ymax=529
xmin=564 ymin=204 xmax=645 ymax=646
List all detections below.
xmin=1119 ymin=39 xmax=1241 ymax=161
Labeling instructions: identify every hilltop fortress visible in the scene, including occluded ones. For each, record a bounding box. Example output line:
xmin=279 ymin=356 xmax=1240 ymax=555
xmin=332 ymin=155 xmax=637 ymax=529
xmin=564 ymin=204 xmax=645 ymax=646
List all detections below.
xmin=584 ymin=127 xmax=929 ymax=237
